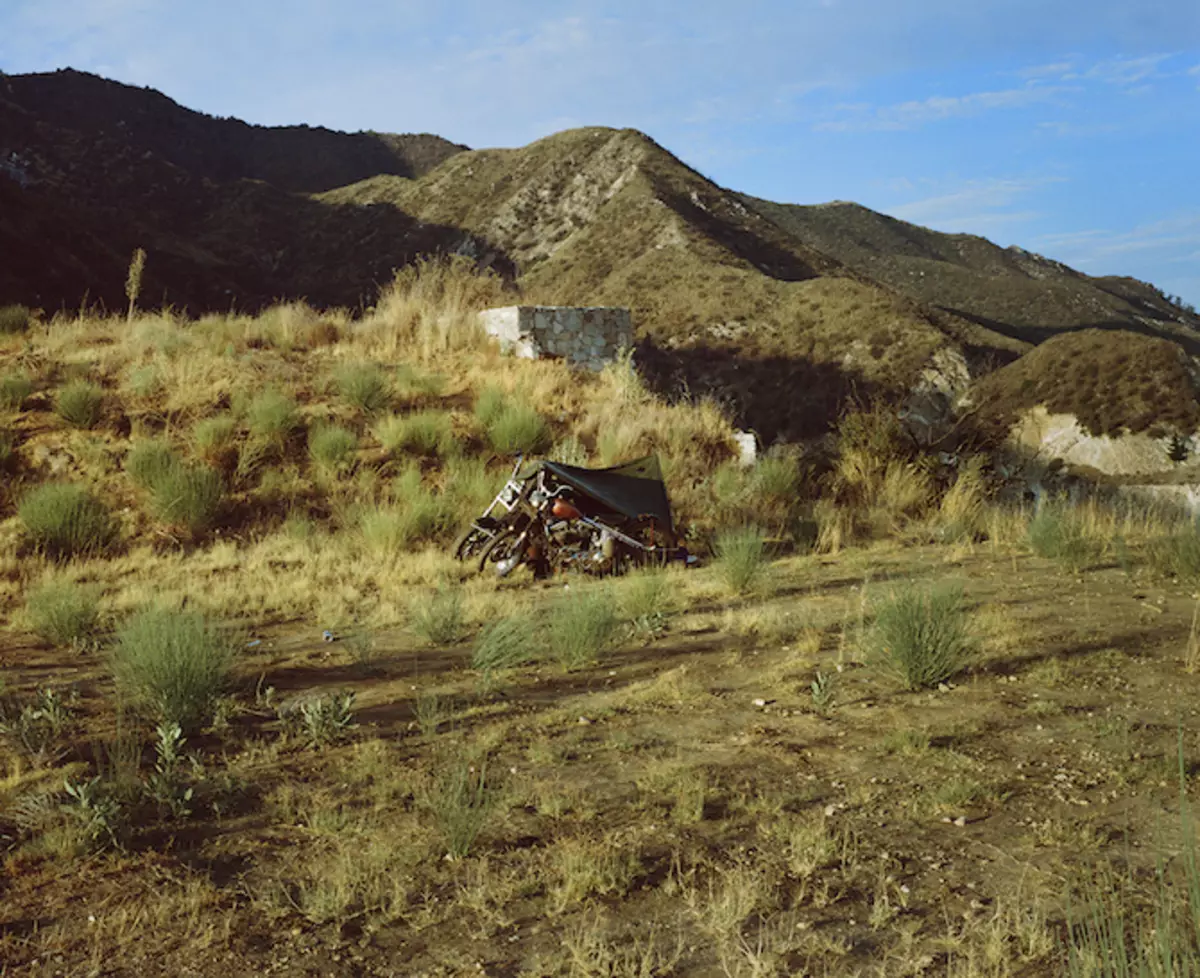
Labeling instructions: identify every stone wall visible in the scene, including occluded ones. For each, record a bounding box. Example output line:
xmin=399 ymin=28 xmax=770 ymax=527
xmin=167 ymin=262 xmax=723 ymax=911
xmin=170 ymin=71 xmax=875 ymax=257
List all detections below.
xmin=478 ymin=306 xmax=633 ymax=371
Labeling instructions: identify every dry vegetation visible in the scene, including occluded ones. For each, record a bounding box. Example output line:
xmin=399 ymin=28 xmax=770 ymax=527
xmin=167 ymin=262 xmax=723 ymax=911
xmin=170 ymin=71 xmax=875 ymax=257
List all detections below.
xmin=5 ymin=265 xmax=1200 ymax=976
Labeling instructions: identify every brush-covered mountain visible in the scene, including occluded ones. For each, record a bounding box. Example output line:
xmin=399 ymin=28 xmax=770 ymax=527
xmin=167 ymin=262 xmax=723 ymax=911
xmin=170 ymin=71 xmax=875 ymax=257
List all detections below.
xmin=3 ymin=68 xmax=1198 ymax=442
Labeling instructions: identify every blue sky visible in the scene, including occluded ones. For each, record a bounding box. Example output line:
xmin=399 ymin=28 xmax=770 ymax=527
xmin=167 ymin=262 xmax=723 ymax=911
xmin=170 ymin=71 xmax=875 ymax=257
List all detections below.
xmin=2 ymin=0 xmax=1198 ymax=305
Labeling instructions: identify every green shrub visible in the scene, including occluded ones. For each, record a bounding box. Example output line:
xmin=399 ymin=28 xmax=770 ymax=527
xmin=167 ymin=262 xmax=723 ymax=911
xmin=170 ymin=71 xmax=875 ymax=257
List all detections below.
xmin=19 ymin=483 xmax=116 ymax=559
xmin=375 ymin=410 xmax=457 ymax=458
xmin=0 ymin=304 xmax=31 ymax=334
xmin=870 ymin=586 xmax=974 ymax=691
xmin=359 ymin=489 xmax=448 ymax=553
xmin=56 ymin=380 xmax=104 ymax=429
xmin=149 ymin=462 xmax=224 ymax=534
xmin=547 ymin=588 xmax=621 ymax=670
xmin=617 ymin=568 xmax=672 ymax=637
xmin=125 ymin=439 xmax=180 ymax=490
xmin=335 ymin=362 xmax=391 ymax=415
xmin=245 ymin=389 xmax=299 ymax=445
xmin=471 ymin=616 xmax=535 ymax=673
xmin=1028 ymin=503 xmax=1102 ymax=572
xmin=110 ymin=608 xmax=235 ymax=732
xmin=443 ymin=457 xmax=498 ymax=522
xmin=0 ymin=372 xmax=33 ymax=410
xmin=308 ymin=424 xmax=358 ymax=475
xmin=411 ymin=585 xmax=466 ymax=645
xmin=126 ymin=364 xmax=162 ymax=399
xmin=487 ymin=403 xmax=551 ymax=455
xmin=714 ymin=525 xmax=768 ymax=595
xmin=25 ymin=579 xmax=102 ymax=648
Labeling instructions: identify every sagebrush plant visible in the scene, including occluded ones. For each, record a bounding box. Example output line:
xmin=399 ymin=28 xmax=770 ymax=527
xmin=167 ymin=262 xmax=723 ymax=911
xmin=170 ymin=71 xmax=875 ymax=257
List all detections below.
xmin=19 ymin=483 xmax=116 ymax=559
xmin=25 ymin=579 xmax=102 ymax=648
xmin=714 ymin=525 xmax=769 ymax=595
xmin=870 ymin=585 xmax=974 ymax=690
xmin=410 ymin=584 xmax=466 ymax=645
xmin=335 ymin=361 xmax=391 ymax=415
xmin=279 ymin=692 xmax=357 ymax=747
xmin=0 ymin=371 xmax=33 ymax=410
xmin=308 ymin=424 xmax=358 ymax=476
xmin=110 ymin=608 xmax=235 ymax=732
xmin=56 ymin=379 xmax=104 ymax=429
xmin=0 ymin=303 xmax=31 ymax=334
xmin=547 ymin=587 xmax=621 ymax=670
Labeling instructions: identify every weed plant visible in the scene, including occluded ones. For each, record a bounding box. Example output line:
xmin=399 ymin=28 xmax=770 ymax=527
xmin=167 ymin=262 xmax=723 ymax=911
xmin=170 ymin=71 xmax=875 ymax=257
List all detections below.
xmin=714 ymin=525 xmax=768 ymax=595
xmin=1150 ymin=521 xmax=1200 ymax=581
xmin=0 ymin=372 xmax=33 ymax=410
xmin=870 ymin=586 xmax=974 ymax=690
xmin=424 ymin=756 xmax=499 ymax=859
xmin=19 ymin=483 xmax=116 ymax=559
xmin=0 ymin=687 xmax=76 ymax=765
xmin=25 ymin=579 xmax=102 ymax=648
xmin=279 ymin=692 xmax=357 ymax=747
xmin=547 ymin=588 xmax=621 ymax=670
xmin=56 ymin=379 xmax=104 ymax=428
xmin=617 ymin=568 xmax=672 ymax=639
xmin=411 ymin=585 xmax=466 ymax=645
xmin=473 ymin=386 xmax=508 ymax=429
xmin=110 ymin=608 xmax=235 ymax=732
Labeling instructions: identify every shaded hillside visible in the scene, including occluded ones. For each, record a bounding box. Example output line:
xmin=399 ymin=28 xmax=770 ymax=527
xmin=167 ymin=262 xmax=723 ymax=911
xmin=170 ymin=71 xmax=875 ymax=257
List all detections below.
xmin=740 ymin=197 xmax=1200 ymax=352
xmin=0 ymin=86 xmax=503 ymax=312
xmin=973 ymin=329 xmax=1200 ymax=438
xmin=1 ymin=69 xmax=466 ymax=192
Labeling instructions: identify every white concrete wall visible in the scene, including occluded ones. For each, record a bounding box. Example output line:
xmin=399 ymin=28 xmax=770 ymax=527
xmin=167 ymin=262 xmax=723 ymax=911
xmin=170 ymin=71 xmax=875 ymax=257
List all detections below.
xmin=478 ymin=305 xmax=633 ymax=370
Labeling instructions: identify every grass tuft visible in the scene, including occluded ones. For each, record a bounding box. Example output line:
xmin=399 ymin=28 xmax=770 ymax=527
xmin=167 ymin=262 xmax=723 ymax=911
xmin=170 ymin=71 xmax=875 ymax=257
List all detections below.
xmin=1028 ymin=502 xmax=1103 ymax=573
xmin=486 ymin=402 xmax=551 ymax=455
xmin=25 ymin=579 xmax=102 ymax=649
xmin=547 ymin=587 xmax=621 ymax=670
xmin=410 ymin=585 xmax=466 ymax=645
xmin=19 ymin=483 xmax=116 ymax=559
xmin=308 ymin=424 xmax=358 ymax=476
xmin=125 ymin=439 xmax=180 ymax=490
xmin=245 ymin=389 xmax=299 ymax=446
xmin=56 ymin=379 xmax=104 ymax=429
xmin=110 ymin=607 xmax=235 ymax=732
xmin=472 ymin=616 xmax=536 ymax=674
xmin=870 ymin=585 xmax=974 ymax=690
xmin=375 ymin=410 xmax=457 ymax=458
xmin=149 ymin=462 xmax=224 ymax=534
xmin=714 ymin=525 xmax=768 ymax=595
xmin=0 ymin=304 xmax=31 ymax=334
xmin=0 ymin=372 xmax=33 ymax=411
xmin=334 ymin=362 xmax=391 ymax=415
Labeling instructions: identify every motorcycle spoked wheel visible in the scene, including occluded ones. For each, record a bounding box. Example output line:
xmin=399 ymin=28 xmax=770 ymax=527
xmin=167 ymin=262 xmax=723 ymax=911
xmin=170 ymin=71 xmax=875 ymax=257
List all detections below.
xmin=453 ymin=518 xmax=499 ymax=562
xmin=477 ymin=525 xmax=528 ymax=575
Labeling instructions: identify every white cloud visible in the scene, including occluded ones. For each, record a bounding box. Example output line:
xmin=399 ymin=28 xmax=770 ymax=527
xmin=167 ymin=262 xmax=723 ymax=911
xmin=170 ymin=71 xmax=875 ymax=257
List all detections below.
xmin=885 ymin=176 xmax=1065 ymax=235
xmin=1081 ymin=53 xmax=1173 ymax=87
xmin=1034 ymin=213 xmax=1200 ymax=264
xmin=816 ymin=84 xmax=1070 ymax=132
xmin=1016 ymin=59 xmax=1078 ymax=80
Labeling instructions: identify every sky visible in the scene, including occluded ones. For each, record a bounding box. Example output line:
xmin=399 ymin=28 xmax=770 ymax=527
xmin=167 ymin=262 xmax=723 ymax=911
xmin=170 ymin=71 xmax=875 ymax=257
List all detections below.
xmin=2 ymin=0 xmax=1198 ymax=306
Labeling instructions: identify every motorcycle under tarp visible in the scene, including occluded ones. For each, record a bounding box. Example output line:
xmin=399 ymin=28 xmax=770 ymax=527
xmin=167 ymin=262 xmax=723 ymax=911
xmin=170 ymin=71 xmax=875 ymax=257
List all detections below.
xmin=519 ymin=455 xmax=674 ymax=532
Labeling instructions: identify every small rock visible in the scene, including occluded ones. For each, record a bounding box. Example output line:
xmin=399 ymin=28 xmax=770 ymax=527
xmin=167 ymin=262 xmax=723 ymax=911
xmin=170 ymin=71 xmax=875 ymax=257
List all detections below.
xmin=577 ymin=716 xmax=591 ymax=725
xmin=954 ymin=816 xmax=967 ymax=827
xmin=752 ymin=698 xmax=767 ymax=708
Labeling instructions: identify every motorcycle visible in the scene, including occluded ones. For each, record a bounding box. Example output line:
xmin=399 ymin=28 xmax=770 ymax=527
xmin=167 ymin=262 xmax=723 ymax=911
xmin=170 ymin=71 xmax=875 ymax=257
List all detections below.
xmin=453 ymin=455 xmax=686 ymax=578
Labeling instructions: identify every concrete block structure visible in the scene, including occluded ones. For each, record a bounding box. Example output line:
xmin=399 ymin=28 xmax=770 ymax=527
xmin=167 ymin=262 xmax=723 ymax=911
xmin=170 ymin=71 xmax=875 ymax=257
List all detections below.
xmin=478 ymin=306 xmax=634 ymax=371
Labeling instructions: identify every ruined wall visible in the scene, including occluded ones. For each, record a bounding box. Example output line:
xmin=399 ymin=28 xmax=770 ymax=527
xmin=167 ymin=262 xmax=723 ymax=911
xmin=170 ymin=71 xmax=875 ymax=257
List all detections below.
xmin=478 ymin=306 xmax=633 ymax=371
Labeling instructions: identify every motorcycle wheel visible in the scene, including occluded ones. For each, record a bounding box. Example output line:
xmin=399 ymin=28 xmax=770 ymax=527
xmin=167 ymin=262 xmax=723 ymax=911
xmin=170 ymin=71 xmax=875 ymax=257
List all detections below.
xmin=478 ymin=525 xmax=526 ymax=575
xmin=453 ymin=519 xmax=498 ymax=562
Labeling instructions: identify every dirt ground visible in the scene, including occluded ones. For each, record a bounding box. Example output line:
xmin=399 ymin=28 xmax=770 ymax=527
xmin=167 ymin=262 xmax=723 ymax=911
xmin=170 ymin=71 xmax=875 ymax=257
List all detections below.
xmin=3 ymin=541 xmax=1200 ymax=977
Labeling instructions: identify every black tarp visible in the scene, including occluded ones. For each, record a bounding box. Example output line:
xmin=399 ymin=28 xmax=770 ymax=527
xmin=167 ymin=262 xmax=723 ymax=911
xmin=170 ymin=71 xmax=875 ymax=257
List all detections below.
xmin=529 ymin=455 xmax=674 ymax=531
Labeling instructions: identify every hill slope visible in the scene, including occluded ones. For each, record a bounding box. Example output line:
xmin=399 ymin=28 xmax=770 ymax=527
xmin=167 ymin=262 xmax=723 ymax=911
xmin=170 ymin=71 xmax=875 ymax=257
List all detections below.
xmin=4 ymin=69 xmax=1200 ymax=441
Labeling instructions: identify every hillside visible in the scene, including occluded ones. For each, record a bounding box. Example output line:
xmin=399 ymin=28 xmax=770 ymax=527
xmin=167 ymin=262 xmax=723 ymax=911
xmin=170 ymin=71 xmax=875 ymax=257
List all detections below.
xmin=741 ymin=196 xmax=1200 ymax=352
xmin=4 ymin=68 xmax=1200 ymax=442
